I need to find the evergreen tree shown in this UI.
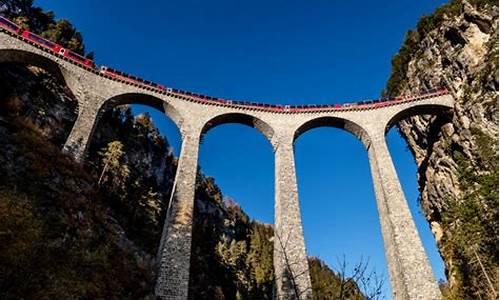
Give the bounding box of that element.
[247,222,274,298]
[1,0,89,55]
[42,19,85,54]
[97,140,130,195]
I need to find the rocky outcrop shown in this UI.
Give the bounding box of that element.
[385,0,498,298]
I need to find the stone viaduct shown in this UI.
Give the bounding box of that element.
[0,28,455,300]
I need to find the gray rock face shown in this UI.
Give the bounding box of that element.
[386,0,498,291]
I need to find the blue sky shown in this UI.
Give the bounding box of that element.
[35,0,449,297]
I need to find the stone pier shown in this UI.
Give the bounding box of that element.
[366,129,442,300]
[63,100,102,161]
[274,133,313,300]
[155,127,201,300]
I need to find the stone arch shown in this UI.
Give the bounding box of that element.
[294,116,371,148]
[68,92,183,161]
[101,92,184,130]
[191,113,276,298]
[0,48,82,148]
[0,48,65,82]
[384,104,454,134]
[0,48,83,117]
[201,112,275,145]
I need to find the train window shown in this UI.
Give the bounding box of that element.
[67,51,86,62]
[29,33,55,48]
[0,18,18,31]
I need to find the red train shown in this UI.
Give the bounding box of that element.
[99,66,167,93]
[0,16,20,34]
[0,16,165,91]
[0,16,448,113]
[0,16,94,67]
[22,30,94,67]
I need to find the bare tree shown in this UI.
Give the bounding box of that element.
[334,255,385,300]
[275,229,386,300]
[274,230,312,299]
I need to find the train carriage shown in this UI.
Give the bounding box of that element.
[0,16,21,34]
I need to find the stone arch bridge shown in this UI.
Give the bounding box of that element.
[0,28,455,300]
